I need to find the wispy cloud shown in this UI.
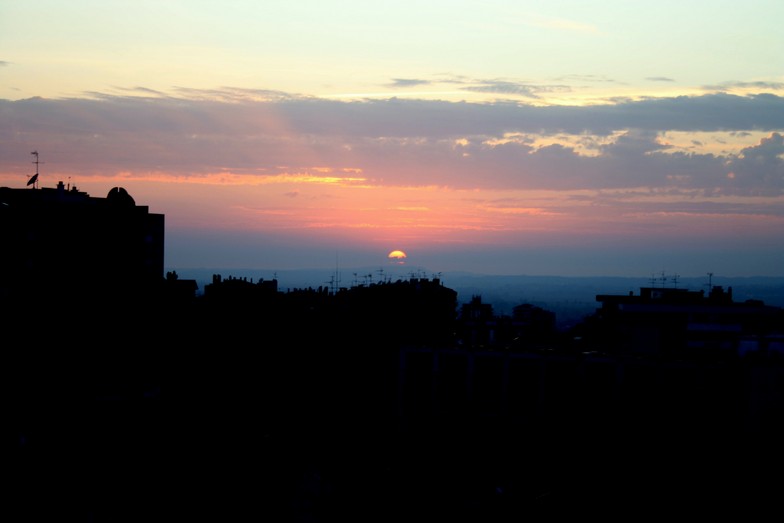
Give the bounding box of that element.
[386,78,433,88]
[703,80,784,92]
[555,74,619,84]
[460,80,572,99]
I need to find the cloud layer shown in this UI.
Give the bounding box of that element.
[2,90,783,195]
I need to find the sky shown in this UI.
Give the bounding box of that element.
[2,0,784,278]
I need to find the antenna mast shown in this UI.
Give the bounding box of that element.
[333,251,341,293]
[28,150,41,188]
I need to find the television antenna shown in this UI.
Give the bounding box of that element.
[28,150,43,188]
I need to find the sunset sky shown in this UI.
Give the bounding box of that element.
[2,1,784,278]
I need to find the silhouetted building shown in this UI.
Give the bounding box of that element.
[335,276,458,347]
[204,273,279,297]
[164,269,199,301]
[457,295,498,348]
[197,273,458,350]
[0,181,164,307]
[589,284,784,360]
[456,296,558,350]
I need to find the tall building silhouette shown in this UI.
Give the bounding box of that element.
[0,181,164,308]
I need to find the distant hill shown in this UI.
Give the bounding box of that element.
[168,267,784,331]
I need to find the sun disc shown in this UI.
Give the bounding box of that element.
[388,250,407,259]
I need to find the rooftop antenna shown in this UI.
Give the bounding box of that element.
[671,273,680,288]
[333,252,341,292]
[28,150,42,188]
[706,272,714,292]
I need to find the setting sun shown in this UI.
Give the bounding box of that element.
[388,250,407,260]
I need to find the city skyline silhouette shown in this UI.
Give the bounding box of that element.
[4,180,784,520]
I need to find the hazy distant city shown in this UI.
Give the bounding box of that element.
[172,266,784,329]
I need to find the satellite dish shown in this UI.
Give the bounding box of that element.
[106,187,136,206]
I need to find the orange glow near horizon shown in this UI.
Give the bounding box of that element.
[5,170,784,260]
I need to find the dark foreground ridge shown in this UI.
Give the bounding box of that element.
[4,183,784,521]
